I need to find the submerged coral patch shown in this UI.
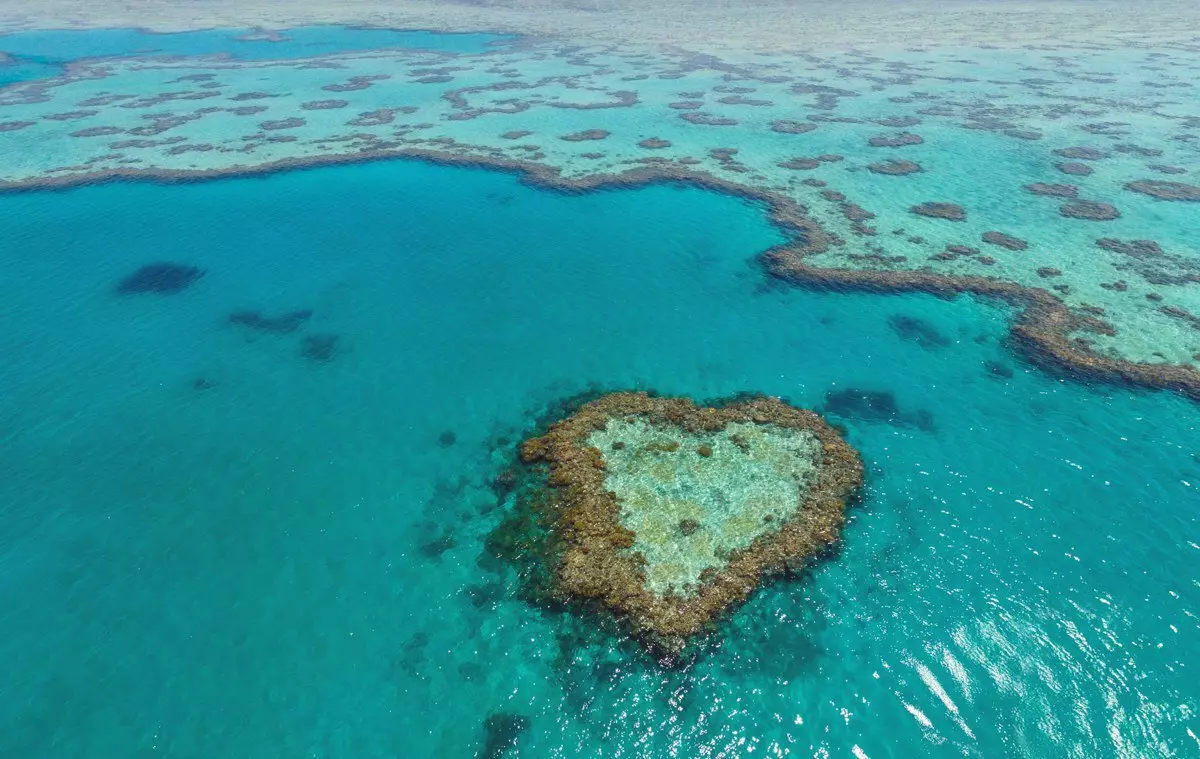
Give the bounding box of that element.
[300,99,349,110]
[228,309,313,334]
[1124,180,1200,202]
[820,387,934,431]
[1060,200,1120,220]
[1025,182,1079,198]
[637,137,671,149]
[868,158,922,175]
[770,119,818,134]
[115,262,204,295]
[910,202,966,220]
[1057,162,1093,176]
[982,231,1029,250]
[300,333,339,362]
[560,129,610,142]
[868,132,923,147]
[503,392,862,655]
[1053,146,1106,160]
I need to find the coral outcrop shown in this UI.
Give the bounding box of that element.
[502,392,862,655]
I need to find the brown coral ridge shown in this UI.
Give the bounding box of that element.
[3,144,1198,404]
[761,248,1200,402]
[515,392,863,656]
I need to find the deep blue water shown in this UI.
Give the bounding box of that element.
[0,26,512,86]
[0,158,1196,757]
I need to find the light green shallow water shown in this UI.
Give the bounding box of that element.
[589,418,821,594]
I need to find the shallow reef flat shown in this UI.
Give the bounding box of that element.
[1,32,1198,397]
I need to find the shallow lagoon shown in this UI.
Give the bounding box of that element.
[0,155,1196,757]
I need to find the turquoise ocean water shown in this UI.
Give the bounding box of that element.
[0,26,510,86]
[0,29,1197,759]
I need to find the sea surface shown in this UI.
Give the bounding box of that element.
[0,27,1197,759]
[0,25,510,85]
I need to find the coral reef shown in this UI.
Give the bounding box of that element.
[1060,200,1120,220]
[819,387,934,431]
[761,249,1200,402]
[982,231,1029,250]
[300,333,339,362]
[1053,146,1106,160]
[679,112,738,126]
[2,64,1194,409]
[770,119,818,134]
[260,117,305,130]
[1025,182,1078,198]
[888,313,952,349]
[70,126,123,137]
[480,712,530,759]
[228,309,313,333]
[505,392,862,655]
[778,157,821,170]
[868,132,923,147]
[873,115,922,127]
[300,99,349,110]
[114,262,204,295]
[560,129,610,142]
[1057,162,1094,176]
[637,137,671,149]
[867,158,922,175]
[1124,180,1200,201]
[910,202,966,220]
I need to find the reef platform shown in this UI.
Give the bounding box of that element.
[506,392,863,655]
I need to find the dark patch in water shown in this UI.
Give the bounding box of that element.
[887,314,951,350]
[299,333,339,362]
[458,661,486,682]
[437,430,458,447]
[115,262,204,295]
[228,308,313,334]
[489,466,519,509]
[820,388,935,432]
[985,360,1015,379]
[417,523,457,559]
[463,580,506,610]
[425,476,471,518]
[395,631,430,680]
[480,712,530,759]
[717,586,826,682]
[192,377,216,391]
